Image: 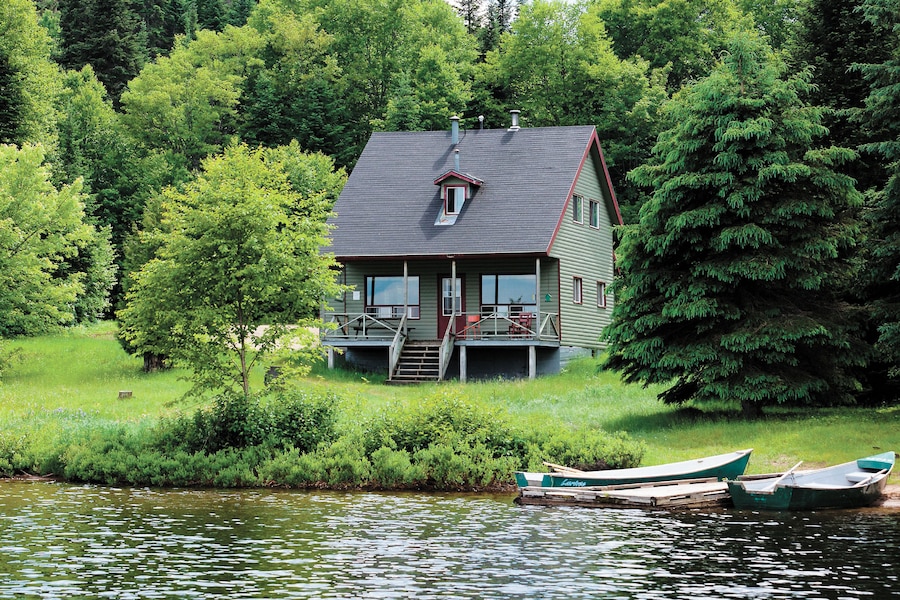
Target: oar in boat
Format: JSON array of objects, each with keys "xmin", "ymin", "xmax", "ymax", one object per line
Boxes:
[
  {"xmin": 763, "ymin": 461, "xmax": 803, "ymax": 492},
  {"xmin": 542, "ymin": 461, "xmax": 585, "ymax": 474},
  {"xmin": 851, "ymin": 468, "xmax": 888, "ymax": 487}
]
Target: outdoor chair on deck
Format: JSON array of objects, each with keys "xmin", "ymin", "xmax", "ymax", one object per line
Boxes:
[
  {"xmin": 464, "ymin": 314, "xmax": 481, "ymax": 339},
  {"xmin": 508, "ymin": 312, "xmax": 533, "ymax": 339}
]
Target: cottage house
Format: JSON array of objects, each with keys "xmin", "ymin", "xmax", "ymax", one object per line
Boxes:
[{"xmin": 322, "ymin": 111, "xmax": 622, "ymax": 382}]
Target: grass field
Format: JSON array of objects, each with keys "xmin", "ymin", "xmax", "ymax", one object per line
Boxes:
[{"xmin": 2, "ymin": 322, "xmax": 898, "ymax": 480}]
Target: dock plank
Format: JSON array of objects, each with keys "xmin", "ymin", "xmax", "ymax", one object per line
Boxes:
[{"xmin": 516, "ymin": 479, "xmax": 731, "ymax": 509}]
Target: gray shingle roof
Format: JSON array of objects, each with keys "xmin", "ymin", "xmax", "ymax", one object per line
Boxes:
[{"xmin": 328, "ymin": 125, "xmax": 601, "ymax": 259}]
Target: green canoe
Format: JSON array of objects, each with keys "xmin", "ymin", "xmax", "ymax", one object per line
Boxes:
[
  {"xmin": 515, "ymin": 449, "xmax": 753, "ymax": 488},
  {"xmin": 727, "ymin": 451, "xmax": 896, "ymax": 511}
]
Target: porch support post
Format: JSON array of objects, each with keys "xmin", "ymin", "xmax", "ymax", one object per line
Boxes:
[
  {"xmin": 535, "ymin": 258, "xmax": 541, "ymax": 340},
  {"xmin": 327, "ymin": 347, "xmax": 335, "ymax": 370},
  {"xmin": 451, "ymin": 259, "xmax": 457, "ymax": 336},
  {"xmin": 403, "ymin": 260, "xmax": 409, "ymax": 334},
  {"xmin": 460, "ymin": 345, "xmax": 467, "ymax": 382},
  {"xmin": 528, "ymin": 346, "xmax": 536, "ymax": 380}
]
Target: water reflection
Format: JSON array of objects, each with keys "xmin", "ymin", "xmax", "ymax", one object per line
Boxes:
[{"xmin": 1, "ymin": 482, "xmax": 898, "ymax": 599}]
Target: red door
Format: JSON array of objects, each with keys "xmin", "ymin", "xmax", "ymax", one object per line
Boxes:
[{"xmin": 438, "ymin": 276, "xmax": 466, "ymax": 337}]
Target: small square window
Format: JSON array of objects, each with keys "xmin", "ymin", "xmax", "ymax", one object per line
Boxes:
[
  {"xmin": 572, "ymin": 195, "xmax": 584, "ymax": 223},
  {"xmin": 573, "ymin": 277, "xmax": 583, "ymax": 304},
  {"xmin": 597, "ymin": 281, "xmax": 607, "ymax": 308}
]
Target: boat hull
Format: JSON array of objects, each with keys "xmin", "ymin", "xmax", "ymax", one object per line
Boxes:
[
  {"xmin": 524, "ymin": 450, "xmax": 752, "ymax": 488},
  {"xmin": 728, "ymin": 451, "xmax": 895, "ymax": 511},
  {"xmin": 728, "ymin": 476, "xmax": 888, "ymax": 511}
]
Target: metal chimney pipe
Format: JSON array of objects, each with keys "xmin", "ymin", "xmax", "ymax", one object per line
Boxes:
[
  {"xmin": 509, "ymin": 110, "xmax": 520, "ymax": 131},
  {"xmin": 451, "ymin": 115, "xmax": 460, "ymax": 144},
  {"xmin": 454, "ymin": 148, "xmax": 460, "ymax": 172}
]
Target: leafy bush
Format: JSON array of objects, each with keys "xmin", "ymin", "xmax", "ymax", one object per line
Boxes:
[
  {"xmin": 155, "ymin": 389, "xmax": 338, "ymax": 454},
  {"xmin": 362, "ymin": 390, "xmax": 527, "ymax": 459},
  {"xmin": 522, "ymin": 429, "xmax": 645, "ymax": 471},
  {"xmin": 263, "ymin": 390, "xmax": 338, "ymax": 451},
  {"xmin": 0, "ymin": 430, "xmax": 27, "ymax": 477}
]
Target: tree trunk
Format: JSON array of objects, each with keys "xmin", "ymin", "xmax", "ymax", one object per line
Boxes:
[
  {"xmin": 143, "ymin": 352, "xmax": 167, "ymax": 372},
  {"xmin": 741, "ymin": 400, "xmax": 764, "ymax": 419}
]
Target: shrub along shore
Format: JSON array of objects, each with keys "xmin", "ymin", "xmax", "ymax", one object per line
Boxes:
[{"xmin": 1, "ymin": 324, "xmax": 898, "ymax": 490}]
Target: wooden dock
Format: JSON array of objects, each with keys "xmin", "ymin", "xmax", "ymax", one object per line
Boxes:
[{"xmin": 515, "ymin": 477, "xmax": 731, "ymax": 509}]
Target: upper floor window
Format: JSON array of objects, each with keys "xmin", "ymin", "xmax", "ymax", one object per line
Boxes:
[
  {"xmin": 572, "ymin": 194, "xmax": 584, "ymax": 223},
  {"xmin": 597, "ymin": 281, "xmax": 607, "ymax": 308},
  {"xmin": 365, "ymin": 275, "xmax": 420, "ymax": 319},
  {"xmin": 589, "ymin": 200, "xmax": 600, "ymax": 228},
  {"xmin": 573, "ymin": 277, "xmax": 583, "ymax": 304},
  {"xmin": 445, "ymin": 185, "xmax": 466, "ymax": 215}
]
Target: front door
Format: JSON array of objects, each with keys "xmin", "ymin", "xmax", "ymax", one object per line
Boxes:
[{"xmin": 438, "ymin": 276, "xmax": 466, "ymax": 337}]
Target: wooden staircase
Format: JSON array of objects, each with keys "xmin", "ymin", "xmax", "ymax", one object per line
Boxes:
[{"xmin": 389, "ymin": 341, "xmax": 442, "ymax": 383}]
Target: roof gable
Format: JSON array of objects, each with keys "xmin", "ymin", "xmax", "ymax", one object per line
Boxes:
[{"xmin": 328, "ymin": 125, "xmax": 620, "ymax": 260}]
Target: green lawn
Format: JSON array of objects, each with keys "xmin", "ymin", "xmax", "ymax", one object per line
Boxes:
[{"xmin": 2, "ymin": 323, "xmax": 898, "ymax": 481}]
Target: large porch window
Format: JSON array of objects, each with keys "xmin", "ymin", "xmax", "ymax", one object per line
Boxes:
[
  {"xmin": 481, "ymin": 274, "xmax": 537, "ymax": 316},
  {"xmin": 365, "ymin": 276, "xmax": 420, "ymax": 318}
]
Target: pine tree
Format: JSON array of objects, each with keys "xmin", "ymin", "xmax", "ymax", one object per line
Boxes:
[
  {"xmin": 58, "ymin": 0, "xmax": 147, "ymax": 105},
  {"xmin": 604, "ymin": 32, "xmax": 865, "ymax": 415},
  {"xmin": 854, "ymin": 0, "xmax": 900, "ymax": 397},
  {"xmin": 790, "ymin": 0, "xmax": 892, "ymax": 195}
]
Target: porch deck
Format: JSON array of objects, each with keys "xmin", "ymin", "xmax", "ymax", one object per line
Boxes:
[{"xmin": 321, "ymin": 311, "xmax": 560, "ymax": 347}]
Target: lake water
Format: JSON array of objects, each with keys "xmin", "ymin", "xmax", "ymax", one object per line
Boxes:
[{"xmin": 1, "ymin": 482, "xmax": 898, "ymax": 599}]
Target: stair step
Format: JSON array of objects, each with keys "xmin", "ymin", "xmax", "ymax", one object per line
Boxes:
[{"xmin": 389, "ymin": 340, "xmax": 444, "ymax": 383}]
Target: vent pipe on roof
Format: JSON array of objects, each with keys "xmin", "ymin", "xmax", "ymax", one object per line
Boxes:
[
  {"xmin": 508, "ymin": 109, "xmax": 520, "ymax": 132},
  {"xmin": 454, "ymin": 148, "xmax": 460, "ymax": 172},
  {"xmin": 451, "ymin": 115, "xmax": 460, "ymax": 144}
]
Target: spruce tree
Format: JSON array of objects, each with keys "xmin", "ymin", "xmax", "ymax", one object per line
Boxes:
[
  {"xmin": 604, "ymin": 32, "xmax": 864, "ymax": 415},
  {"xmin": 855, "ymin": 0, "xmax": 900, "ymax": 397},
  {"xmin": 58, "ymin": 0, "xmax": 147, "ymax": 105}
]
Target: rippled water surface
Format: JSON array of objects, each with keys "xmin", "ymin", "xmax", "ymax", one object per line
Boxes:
[{"xmin": 1, "ymin": 482, "xmax": 898, "ymax": 599}]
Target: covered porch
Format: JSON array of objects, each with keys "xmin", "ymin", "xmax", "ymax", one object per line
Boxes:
[{"xmin": 321, "ymin": 257, "xmax": 561, "ymax": 382}]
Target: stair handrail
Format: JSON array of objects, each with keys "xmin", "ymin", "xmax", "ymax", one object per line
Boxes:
[
  {"xmin": 438, "ymin": 319, "xmax": 454, "ymax": 381},
  {"xmin": 388, "ymin": 314, "xmax": 409, "ymax": 379}
]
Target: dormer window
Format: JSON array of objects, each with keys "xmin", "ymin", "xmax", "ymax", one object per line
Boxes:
[
  {"xmin": 445, "ymin": 185, "xmax": 466, "ymax": 215},
  {"xmin": 433, "ymin": 170, "xmax": 483, "ymax": 226}
]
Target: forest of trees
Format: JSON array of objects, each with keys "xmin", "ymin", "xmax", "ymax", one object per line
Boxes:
[{"xmin": 0, "ymin": 0, "xmax": 897, "ymax": 410}]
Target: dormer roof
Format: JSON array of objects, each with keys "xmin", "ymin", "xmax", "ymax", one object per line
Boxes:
[{"xmin": 433, "ymin": 170, "xmax": 484, "ymax": 187}]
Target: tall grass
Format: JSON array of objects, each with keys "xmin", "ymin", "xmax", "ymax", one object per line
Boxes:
[{"xmin": 2, "ymin": 323, "xmax": 899, "ymax": 482}]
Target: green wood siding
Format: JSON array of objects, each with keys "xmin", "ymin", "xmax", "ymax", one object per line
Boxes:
[{"xmin": 548, "ymin": 151, "xmax": 616, "ymax": 349}]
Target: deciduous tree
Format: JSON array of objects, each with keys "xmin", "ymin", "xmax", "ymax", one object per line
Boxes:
[
  {"xmin": 118, "ymin": 143, "xmax": 344, "ymax": 397},
  {"xmin": 0, "ymin": 0, "xmax": 61, "ymax": 149},
  {"xmin": 479, "ymin": 0, "xmax": 667, "ymax": 220},
  {"xmin": 0, "ymin": 144, "xmax": 113, "ymax": 335}
]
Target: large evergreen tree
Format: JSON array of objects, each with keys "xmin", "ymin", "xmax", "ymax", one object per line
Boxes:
[
  {"xmin": 604, "ymin": 32, "xmax": 865, "ymax": 414},
  {"xmin": 854, "ymin": 0, "xmax": 900, "ymax": 397},
  {"xmin": 58, "ymin": 0, "xmax": 147, "ymax": 105},
  {"xmin": 790, "ymin": 0, "xmax": 892, "ymax": 196}
]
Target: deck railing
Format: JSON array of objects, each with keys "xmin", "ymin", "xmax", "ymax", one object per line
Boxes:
[
  {"xmin": 323, "ymin": 312, "xmax": 405, "ymax": 341},
  {"xmin": 322, "ymin": 311, "xmax": 560, "ymax": 343},
  {"xmin": 456, "ymin": 311, "xmax": 559, "ymax": 342},
  {"xmin": 387, "ymin": 314, "xmax": 408, "ymax": 377}
]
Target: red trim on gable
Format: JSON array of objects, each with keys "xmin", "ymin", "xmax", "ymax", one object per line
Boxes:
[
  {"xmin": 547, "ymin": 128, "xmax": 624, "ymax": 253},
  {"xmin": 433, "ymin": 170, "xmax": 484, "ymax": 187}
]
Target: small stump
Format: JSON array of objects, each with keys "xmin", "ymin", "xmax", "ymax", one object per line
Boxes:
[{"xmin": 118, "ymin": 391, "xmax": 133, "ymax": 399}]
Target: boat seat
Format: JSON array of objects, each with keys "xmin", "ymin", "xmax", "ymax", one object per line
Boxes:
[
  {"xmin": 845, "ymin": 472, "xmax": 873, "ymax": 484},
  {"xmin": 803, "ymin": 483, "xmax": 845, "ymax": 490}
]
